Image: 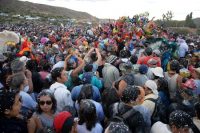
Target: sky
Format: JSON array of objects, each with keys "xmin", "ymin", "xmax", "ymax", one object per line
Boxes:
[{"xmin": 19, "ymin": 0, "xmax": 200, "ymax": 20}]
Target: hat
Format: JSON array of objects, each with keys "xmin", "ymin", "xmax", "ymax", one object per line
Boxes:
[
  {"xmin": 54, "ymin": 111, "xmax": 72, "ymax": 133},
  {"xmin": 151, "ymin": 67, "xmax": 164, "ymax": 77},
  {"xmin": 106, "ymin": 55, "xmax": 118, "ymax": 64},
  {"xmin": 11, "ymin": 60, "xmax": 25, "ymax": 73},
  {"xmin": 147, "ymin": 58, "xmax": 158, "ymax": 66},
  {"xmin": 153, "ymin": 49, "xmax": 161, "ymax": 56},
  {"xmin": 0, "ymin": 54, "xmax": 7, "ymax": 62},
  {"xmin": 19, "ymin": 56, "xmax": 29, "ymax": 64},
  {"xmin": 145, "ymin": 80, "xmax": 158, "ymax": 95},
  {"xmin": 119, "ymin": 62, "xmax": 133, "ymax": 72},
  {"xmin": 139, "ymin": 64, "xmax": 148, "ymax": 74}
]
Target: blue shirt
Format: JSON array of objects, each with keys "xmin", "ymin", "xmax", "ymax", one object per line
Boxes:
[
  {"xmin": 19, "ymin": 91, "xmax": 37, "ymax": 110},
  {"xmin": 71, "ymin": 85, "xmax": 101, "ymax": 102}
]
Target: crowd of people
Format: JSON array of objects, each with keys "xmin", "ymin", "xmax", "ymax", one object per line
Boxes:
[{"xmin": 0, "ymin": 15, "xmax": 200, "ymax": 133}]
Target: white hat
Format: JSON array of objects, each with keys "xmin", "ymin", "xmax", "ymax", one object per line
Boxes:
[
  {"xmin": 145, "ymin": 80, "xmax": 158, "ymax": 95},
  {"xmin": 151, "ymin": 67, "xmax": 164, "ymax": 77},
  {"xmin": 19, "ymin": 56, "xmax": 29, "ymax": 64},
  {"xmin": 153, "ymin": 49, "xmax": 161, "ymax": 56}
]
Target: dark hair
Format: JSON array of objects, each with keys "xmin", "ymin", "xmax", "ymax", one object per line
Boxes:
[
  {"xmin": 90, "ymin": 52, "xmax": 97, "ymax": 62},
  {"xmin": 36, "ymin": 90, "xmax": 57, "ymax": 114},
  {"xmin": 121, "ymin": 86, "xmax": 140, "ymax": 103},
  {"xmin": 157, "ymin": 78, "xmax": 169, "ymax": 97},
  {"xmin": 0, "ymin": 88, "xmax": 19, "ymax": 117},
  {"xmin": 84, "ymin": 64, "xmax": 93, "ymax": 72},
  {"xmin": 129, "ymin": 55, "xmax": 138, "ymax": 64},
  {"xmin": 51, "ymin": 67, "xmax": 64, "ymax": 81},
  {"xmin": 26, "ymin": 60, "xmax": 38, "ymax": 72},
  {"xmin": 170, "ymin": 60, "xmax": 180, "ymax": 72},
  {"xmin": 145, "ymin": 47, "xmax": 152, "ymax": 56},
  {"xmin": 77, "ymin": 84, "xmax": 93, "ymax": 103},
  {"xmin": 8, "ymin": 72, "xmax": 25, "ymax": 90},
  {"xmin": 61, "ymin": 116, "xmax": 74, "ymax": 133},
  {"xmin": 39, "ymin": 59, "xmax": 51, "ymax": 71},
  {"xmin": 78, "ymin": 99, "xmax": 97, "ymax": 131},
  {"xmin": 107, "ymin": 122, "xmax": 131, "ymax": 133},
  {"xmin": 169, "ymin": 110, "xmax": 192, "ymax": 128}
]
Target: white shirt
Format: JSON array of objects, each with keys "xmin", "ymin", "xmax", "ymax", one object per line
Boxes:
[
  {"xmin": 178, "ymin": 39, "xmax": 188, "ymax": 58},
  {"xmin": 50, "ymin": 82, "xmax": 73, "ymax": 112},
  {"xmin": 151, "ymin": 121, "xmax": 172, "ymax": 133}
]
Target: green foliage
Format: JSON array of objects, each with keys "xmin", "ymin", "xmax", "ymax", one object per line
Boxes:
[{"xmin": 185, "ymin": 12, "xmax": 196, "ymax": 28}]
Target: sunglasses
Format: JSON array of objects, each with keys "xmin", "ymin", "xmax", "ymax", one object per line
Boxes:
[{"xmin": 39, "ymin": 100, "xmax": 52, "ymax": 106}]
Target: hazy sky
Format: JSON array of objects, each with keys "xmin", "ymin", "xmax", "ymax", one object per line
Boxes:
[{"xmin": 19, "ymin": 0, "xmax": 200, "ymax": 20}]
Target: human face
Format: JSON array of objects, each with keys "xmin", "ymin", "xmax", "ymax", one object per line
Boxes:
[
  {"xmin": 39, "ymin": 95, "xmax": 53, "ymax": 113},
  {"xmin": 6, "ymin": 93, "xmax": 22, "ymax": 117},
  {"xmin": 171, "ymin": 125, "xmax": 190, "ymax": 133},
  {"xmin": 143, "ymin": 85, "xmax": 152, "ymax": 96},
  {"xmin": 60, "ymin": 70, "xmax": 68, "ymax": 83}
]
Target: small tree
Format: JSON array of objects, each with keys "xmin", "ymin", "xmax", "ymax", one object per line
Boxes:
[{"xmin": 185, "ymin": 12, "xmax": 196, "ymax": 28}]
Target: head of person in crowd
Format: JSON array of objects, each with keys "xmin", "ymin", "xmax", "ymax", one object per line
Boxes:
[
  {"xmin": 139, "ymin": 64, "xmax": 148, "ymax": 75},
  {"xmin": 0, "ymin": 88, "xmax": 21, "ymax": 118},
  {"xmin": 143, "ymin": 80, "xmax": 158, "ymax": 96},
  {"xmin": 39, "ymin": 59, "xmax": 51, "ymax": 72},
  {"xmin": 26, "ymin": 59, "xmax": 38, "ymax": 72},
  {"xmin": 169, "ymin": 110, "xmax": 193, "ymax": 133},
  {"xmin": 119, "ymin": 62, "xmax": 133, "ymax": 75},
  {"xmin": 11, "ymin": 59, "xmax": 26, "ymax": 73},
  {"xmin": 104, "ymin": 122, "xmax": 131, "ymax": 133},
  {"xmin": 66, "ymin": 58, "xmax": 77, "ymax": 71},
  {"xmin": 144, "ymin": 47, "xmax": 153, "ymax": 56},
  {"xmin": 54, "ymin": 111, "xmax": 75, "ymax": 133},
  {"xmin": 119, "ymin": 49, "xmax": 131, "ymax": 59},
  {"xmin": 153, "ymin": 49, "xmax": 161, "ymax": 57},
  {"xmin": 191, "ymin": 67, "xmax": 200, "ymax": 79},
  {"xmin": 121, "ymin": 86, "xmax": 140, "ymax": 106},
  {"xmin": 129, "ymin": 55, "xmax": 138, "ymax": 65},
  {"xmin": 106, "ymin": 55, "xmax": 118, "ymax": 66},
  {"xmin": 77, "ymin": 84, "xmax": 93, "ymax": 103},
  {"xmin": 36, "ymin": 90, "xmax": 56, "ymax": 114},
  {"xmin": 78, "ymin": 99, "xmax": 97, "ymax": 131},
  {"xmin": 135, "ymin": 86, "xmax": 145, "ymax": 104},
  {"xmin": 157, "ymin": 77, "xmax": 169, "ymax": 93},
  {"xmin": 8, "ymin": 72, "xmax": 28, "ymax": 91},
  {"xmin": 169, "ymin": 60, "xmax": 180, "ymax": 74},
  {"xmin": 51, "ymin": 67, "xmax": 67, "ymax": 84},
  {"xmin": 84, "ymin": 63, "xmax": 93, "ymax": 73},
  {"xmin": 113, "ymin": 73, "xmax": 135, "ymax": 98},
  {"xmin": 151, "ymin": 67, "xmax": 164, "ymax": 80},
  {"xmin": 54, "ymin": 53, "xmax": 64, "ymax": 64}
]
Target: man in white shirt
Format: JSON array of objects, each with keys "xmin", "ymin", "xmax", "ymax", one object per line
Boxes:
[{"xmin": 50, "ymin": 67, "xmax": 73, "ymax": 112}]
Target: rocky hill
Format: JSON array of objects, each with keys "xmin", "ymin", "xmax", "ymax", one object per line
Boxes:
[{"xmin": 0, "ymin": 0, "xmax": 98, "ymax": 21}]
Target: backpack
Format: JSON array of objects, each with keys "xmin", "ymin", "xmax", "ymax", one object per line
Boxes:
[
  {"xmin": 145, "ymin": 97, "xmax": 168, "ymax": 125},
  {"xmin": 111, "ymin": 102, "xmax": 138, "ymax": 125}
]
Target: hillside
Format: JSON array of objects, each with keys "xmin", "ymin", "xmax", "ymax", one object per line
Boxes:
[
  {"xmin": 193, "ymin": 18, "xmax": 200, "ymax": 28},
  {"xmin": 0, "ymin": 0, "xmax": 98, "ymax": 21}
]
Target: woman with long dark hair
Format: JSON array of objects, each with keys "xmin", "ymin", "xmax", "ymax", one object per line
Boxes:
[{"xmin": 77, "ymin": 99, "xmax": 103, "ymax": 133}]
